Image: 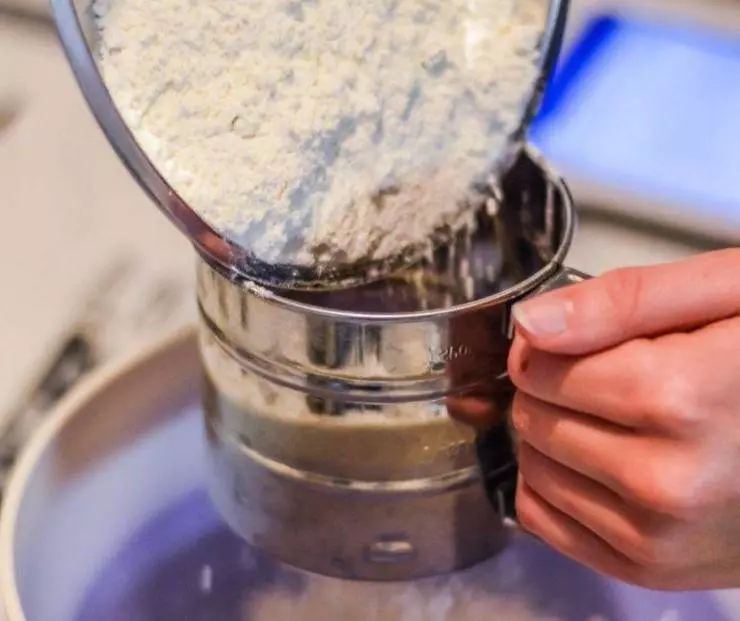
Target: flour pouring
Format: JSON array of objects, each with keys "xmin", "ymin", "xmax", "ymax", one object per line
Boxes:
[{"xmin": 52, "ymin": 0, "xmax": 567, "ymax": 289}]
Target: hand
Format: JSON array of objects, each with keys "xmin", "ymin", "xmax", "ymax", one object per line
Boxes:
[{"xmin": 505, "ymin": 249, "xmax": 740, "ymax": 591}]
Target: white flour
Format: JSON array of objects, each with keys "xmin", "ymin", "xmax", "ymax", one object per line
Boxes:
[
  {"xmin": 93, "ymin": 0, "xmax": 548, "ymax": 271},
  {"xmin": 237, "ymin": 536, "xmax": 573, "ymax": 621}
]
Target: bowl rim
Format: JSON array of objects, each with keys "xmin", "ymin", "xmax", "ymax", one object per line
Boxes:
[{"xmin": 0, "ymin": 327, "xmax": 196, "ymax": 621}]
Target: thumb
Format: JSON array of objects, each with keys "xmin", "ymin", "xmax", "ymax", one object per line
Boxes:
[{"xmin": 512, "ymin": 249, "xmax": 740, "ymax": 356}]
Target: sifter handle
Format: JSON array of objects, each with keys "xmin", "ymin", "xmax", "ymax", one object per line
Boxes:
[{"xmin": 479, "ymin": 265, "xmax": 590, "ymax": 522}]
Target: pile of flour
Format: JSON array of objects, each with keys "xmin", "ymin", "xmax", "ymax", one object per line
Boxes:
[{"xmin": 93, "ymin": 0, "xmax": 548, "ymax": 271}]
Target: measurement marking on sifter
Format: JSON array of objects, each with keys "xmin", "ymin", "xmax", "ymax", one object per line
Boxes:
[{"xmin": 428, "ymin": 344, "xmax": 472, "ymax": 370}]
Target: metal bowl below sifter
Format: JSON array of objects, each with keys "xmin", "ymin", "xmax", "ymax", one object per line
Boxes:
[{"xmin": 2, "ymin": 329, "xmax": 739, "ymax": 621}]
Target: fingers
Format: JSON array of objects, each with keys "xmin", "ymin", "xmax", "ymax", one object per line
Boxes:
[
  {"xmin": 511, "ymin": 393, "xmax": 712, "ymax": 519},
  {"xmin": 508, "ymin": 334, "xmax": 646, "ymax": 430},
  {"xmin": 511, "ymin": 392, "xmax": 652, "ymax": 503},
  {"xmin": 508, "ymin": 324, "xmax": 728, "ymax": 436},
  {"xmin": 516, "ymin": 464, "xmax": 703, "ymax": 591},
  {"xmin": 508, "ymin": 333, "xmax": 698, "ymax": 433},
  {"xmin": 512, "ymin": 249, "xmax": 740, "ymax": 356},
  {"xmin": 516, "ymin": 476, "xmax": 636, "ymax": 580},
  {"xmin": 517, "ymin": 442, "xmax": 679, "ymax": 570}
]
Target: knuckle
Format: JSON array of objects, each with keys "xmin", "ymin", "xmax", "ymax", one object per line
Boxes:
[
  {"xmin": 598, "ymin": 267, "xmax": 645, "ymax": 329},
  {"xmin": 623, "ymin": 535, "xmax": 677, "ymax": 570},
  {"xmin": 642, "ymin": 371, "xmax": 704, "ymax": 432},
  {"xmin": 617, "ymin": 339, "xmax": 660, "ymax": 406},
  {"xmin": 628, "ymin": 462, "xmax": 700, "ymax": 518},
  {"xmin": 620, "ymin": 342, "xmax": 703, "ymax": 432},
  {"xmin": 650, "ymin": 487, "xmax": 697, "ymax": 519}
]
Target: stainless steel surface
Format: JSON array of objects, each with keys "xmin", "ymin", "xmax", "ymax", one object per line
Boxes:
[
  {"xmin": 3, "ymin": 329, "xmax": 740, "ymax": 621},
  {"xmin": 49, "ymin": 0, "xmax": 570, "ymax": 290},
  {"xmin": 198, "ymin": 150, "xmax": 578, "ymax": 580},
  {"xmin": 0, "ymin": 330, "xmax": 204, "ymax": 621}
]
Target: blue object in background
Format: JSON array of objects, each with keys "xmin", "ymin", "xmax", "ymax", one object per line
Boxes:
[{"xmin": 528, "ymin": 14, "xmax": 740, "ymax": 230}]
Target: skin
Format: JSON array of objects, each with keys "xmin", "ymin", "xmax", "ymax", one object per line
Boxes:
[{"xmin": 455, "ymin": 248, "xmax": 740, "ymax": 591}]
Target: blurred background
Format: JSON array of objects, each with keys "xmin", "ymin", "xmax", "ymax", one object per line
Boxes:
[{"xmin": 0, "ymin": 0, "xmax": 739, "ymax": 447}]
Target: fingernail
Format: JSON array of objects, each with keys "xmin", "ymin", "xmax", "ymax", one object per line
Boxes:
[{"xmin": 512, "ymin": 299, "xmax": 572, "ymax": 337}]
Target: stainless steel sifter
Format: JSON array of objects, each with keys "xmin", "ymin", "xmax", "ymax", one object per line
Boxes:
[{"xmin": 49, "ymin": 0, "xmax": 569, "ymax": 290}]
